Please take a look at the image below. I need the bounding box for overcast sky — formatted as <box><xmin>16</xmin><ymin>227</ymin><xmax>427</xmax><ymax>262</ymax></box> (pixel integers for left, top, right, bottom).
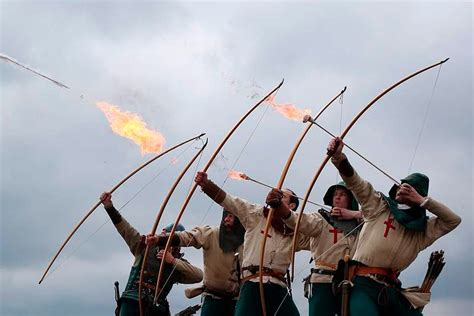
<box><xmin>1</xmin><ymin>1</ymin><xmax>472</xmax><ymax>315</ymax></box>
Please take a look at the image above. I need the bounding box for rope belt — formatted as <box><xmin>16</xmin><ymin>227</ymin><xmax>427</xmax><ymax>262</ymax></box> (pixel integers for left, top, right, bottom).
<box><xmin>203</xmin><ymin>287</ymin><xmax>238</xmax><ymax>300</ymax></box>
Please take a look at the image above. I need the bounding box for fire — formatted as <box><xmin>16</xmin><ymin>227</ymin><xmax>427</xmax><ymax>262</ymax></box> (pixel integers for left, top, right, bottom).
<box><xmin>228</xmin><ymin>170</ymin><xmax>249</xmax><ymax>181</ymax></box>
<box><xmin>266</xmin><ymin>95</ymin><xmax>312</xmax><ymax>121</ymax></box>
<box><xmin>96</xmin><ymin>101</ymin><xmax>165</xmax><ymax>155</ymax></box>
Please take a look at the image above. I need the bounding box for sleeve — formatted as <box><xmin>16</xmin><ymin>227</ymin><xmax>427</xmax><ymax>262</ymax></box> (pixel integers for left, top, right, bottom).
<box><xmin>220</xmin><ymin>194</ymin><xmax>262</xmax><ymax>229</ymax></box>
<box><xmin>417</xmin><ymin>197</ymin><xmax>462</xmax><ymax>250</ymax></box>
<box><xmin>331</xmin><ymin>158</ymin><xmax>387</xmax><ymax>220</ymax></box>
<box><xmin>114</xmin><ymin>217</ymin><xmax>145</xmax><ymax>257</ymax></box>
<box><xmin>174</xmin><ymin>259</ymin><xmax>204</xmax><ymax>284</ymax></box>
<box><xmin>104</xmin><ymin>205</ymin><xmax>123</xmax><ymax>225</ymax></box>
<box><xmin>283</xmin><ymin>211</ymin><xmax>325</xmax><ymax>238</ymax></box>
<box><xmin>296</xmin><ymin>233</ymin><xmax>311</xmax><ymax>251</ymax></box>
<box><xmin>176</xmin><ymin>226</ymin><xmax>214</xmax><ymax>249</ymax></box>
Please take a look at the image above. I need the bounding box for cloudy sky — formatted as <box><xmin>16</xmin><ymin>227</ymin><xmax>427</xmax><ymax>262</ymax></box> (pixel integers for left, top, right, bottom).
<box><xmin>1</xmin><ymin>1</ymin><xmax>472</xmax><ymax>315</ymax></box>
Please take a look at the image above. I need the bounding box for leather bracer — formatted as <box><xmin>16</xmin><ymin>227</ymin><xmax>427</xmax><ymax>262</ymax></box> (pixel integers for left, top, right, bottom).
<box><xmin>201</xmin><ymin>180</ymin><xmax>226</xmax><ymax>204</ymax></box>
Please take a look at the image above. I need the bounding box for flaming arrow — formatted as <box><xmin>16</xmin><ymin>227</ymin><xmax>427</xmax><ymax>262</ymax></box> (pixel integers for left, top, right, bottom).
<box><xmin>2</xmin><ymin>53</ymin><xmax>166</xmax><ymax>155</ymax></box>
<box><xmin>290</xmin><ymin>58</ymin><xmax>449</xmax><ymax>281</ymax></box>
<box><xmin>266</xmin><ymin>94</ymin><xmax>312</xmax><ymax>121</ymax></box>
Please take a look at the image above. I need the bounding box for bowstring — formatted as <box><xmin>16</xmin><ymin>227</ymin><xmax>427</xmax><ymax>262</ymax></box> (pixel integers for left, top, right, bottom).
<box><xmin>407</xmin><ymin>63</ymin><xmax>443</xmax><ymax>173</ymax></box>
<box><xmin>336</xmin><ymin>92</ymin><xmax>344</xmax><ymax>185</ymax></box>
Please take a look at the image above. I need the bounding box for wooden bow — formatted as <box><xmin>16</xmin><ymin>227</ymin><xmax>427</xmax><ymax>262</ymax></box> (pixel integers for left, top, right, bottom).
<box><xmin>38</xmin><ymin>133</ymin><xmax>205</xmax><ymax>284</ymax></box>
<box><xmin>138</xmin><ymin>138</ymin><xmax>208</xmax><ymax>315</ymax></box>
<box><xmin>259</xmin><ymin>87</ymin><xmax>346</xmax><ymax>315</ymax></box>
<box><xmin>290</xmin><ymin>58</ymin><xmax>449</xmax><ymax>280</ymax></box>
<box><xmin>152</xmin><ymin>79</ymin><xmax>285</xmax><ymax>304</ymax></box>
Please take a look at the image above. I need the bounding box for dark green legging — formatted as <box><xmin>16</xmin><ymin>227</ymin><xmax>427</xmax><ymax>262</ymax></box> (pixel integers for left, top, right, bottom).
<box><xmin>235</xmin><ymin>281</ymin><xmax>299</xmax><ymax>316</ymax></box>
<box><xmin>201</xmin><ymin>295</ymin><xmax>237</xmax><ymax>315</ymax></box>
<box><xmin>308</xmin><ymin>283</ymin><xmax>340</xmax><ymax>316</ymax></box>
<box><xmin>119</xmin><ymin>298</ymin><xmax>170</xmax><ymax>316</ymax></box>
<box><xmin>349</xmin><ymin>276</ymin><xmax>423</xmax><ymax>316</ymax></box>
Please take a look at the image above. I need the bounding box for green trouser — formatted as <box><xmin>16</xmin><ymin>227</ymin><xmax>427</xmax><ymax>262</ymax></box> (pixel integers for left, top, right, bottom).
<box><xmin>201</xmin><ymin>295</ymin><xmax>237</xmax><ymax>315</ymax></box>
<box><xmin>235</xmin><ymin>281</ymin><xmax>300</xmax><ymax>316</ymax></box>
<box><xmin>349</xmin><ymin>276</ymin><xmax>423</xmax><ymax>316</ymax></box>
<box><xmin>308</xmin><ymin>283</ymin><xmax>340</xmax><ymax>316</ymax></box>
<box><xmin>119</xmin><ymin>298</ymin><xmax>170</xmax><ymax>316</ymax></box>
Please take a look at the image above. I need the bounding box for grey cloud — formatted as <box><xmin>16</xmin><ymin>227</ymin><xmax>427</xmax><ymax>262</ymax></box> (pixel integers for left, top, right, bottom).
<box><xmin>1</xmin><ymin>1</ymin><xmax>472</xmax><ymax>315</ymax></box>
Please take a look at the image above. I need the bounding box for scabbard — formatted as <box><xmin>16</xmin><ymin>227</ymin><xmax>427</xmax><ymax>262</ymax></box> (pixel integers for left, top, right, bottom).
<box><xmin>340</xmin><ymin>255</ymin><xmax>351</xmax><ymax>316</ymax></box>
<box><xmin>341</xmin><ymin>282</ymin><xmax>350</xmax><ymax>316</ymax></box>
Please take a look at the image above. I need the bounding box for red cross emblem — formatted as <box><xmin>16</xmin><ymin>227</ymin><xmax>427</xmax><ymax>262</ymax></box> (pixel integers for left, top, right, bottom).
<box><xmin>383</xmin><ymin>216</ymin><xmax>396</xmax><ymax>238</ymax></box>
<box><xmin>329</xmin><ymin>227</ymin><xmax>342</xmax><ymax>243</ymax></box>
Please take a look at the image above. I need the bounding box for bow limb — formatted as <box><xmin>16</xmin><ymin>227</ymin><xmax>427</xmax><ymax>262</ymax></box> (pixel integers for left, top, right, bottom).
<box><xmin>258</xmin><ymin>86</ymin><xmax>346</xmax><ymax>315</ymax></box>
<box><xmin>153</xmin><ymin>79</ymin><xmax>285</xmax><ymax>304</ymax></box>
<box><xmin>138</xmin><ymin>138</ymin><xmax>208</xmax><ymax>316</ymax></box>
<box><xmin>38</xmin><ymin>133</ymin><xmax>205</xmax><ymax>284</ymax></box>
<box><xmin>290</xmin><ymin>58</ymin><xmax>449</xmax><ymax>280</ymax></box>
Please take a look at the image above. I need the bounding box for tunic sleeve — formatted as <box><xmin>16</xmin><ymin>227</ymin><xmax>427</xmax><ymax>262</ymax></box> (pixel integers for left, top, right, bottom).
<box><xmin>296</xmin><ymin>233</ymin><xmax>311</xmax><ymax>251</ymax></box>
<box><xmin>336</xmin><ymin>167</ymin><xmax>386</xmax><ymax>220</ymax></box>
<box><xmin>417</xmin><ymin>197</ymin><xmax>461</xmax><ymax>250</ymax></box>
<box><xmin>114</xmin><ymin>218</ymin><xmax>144</xmax><ymax>257</ymax></box>
<box><xmin>174</xmin><ymin>259</ymin><xmax>204</xmax><ymax>284</ymax></box>
<box><xmin>283</xmin><ymin>211</ymin><xmax>325</xmax><ymax>237</ymax></box>
<box><xmin>220</xmin><ymin>194</ymin><xmax>262</xmax><ymax>229</ymax></box>
<box><xmin>176</xmin><ymin>226</ymin><xmax>213</xmax><ymax>250</ymax></box>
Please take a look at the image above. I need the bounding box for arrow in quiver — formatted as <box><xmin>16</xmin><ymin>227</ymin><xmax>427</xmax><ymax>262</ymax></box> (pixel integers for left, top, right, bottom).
<box><xmin>420</xmin><ymin>250</ymin><xmax>445</xmax><ymax>293</ymax></box>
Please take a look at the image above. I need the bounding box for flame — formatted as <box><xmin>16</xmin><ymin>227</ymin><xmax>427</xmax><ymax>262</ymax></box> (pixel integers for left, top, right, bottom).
<box><xmin>96</xmin><ymin>101</ymin><xmax>165</xmax><ymax>155</ymax></box>
<box><xmin>228</xmin><ymin>170</ymin><xmax>249</xmax><ymax>181</ymax></box>
<box><xmin>266</xmin><ymin>95</ymin><xmax>312</xmax><ymax>121</ymax></box>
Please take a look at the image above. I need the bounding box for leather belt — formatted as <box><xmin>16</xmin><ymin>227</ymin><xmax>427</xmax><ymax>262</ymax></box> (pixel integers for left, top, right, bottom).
<box><xmin>241</xmin><ymin>265</ymin><xmax>286</xmax><ymax>284</ymax></box>
<box><xmin>311</xmin><ymin>268</ymin><xmax>336</xmax><ymax>276</ymax></box>
<box><xmin>354</xmin><ymin>266</ymin><xmax>399</xmax><ymax>283</ymax></box>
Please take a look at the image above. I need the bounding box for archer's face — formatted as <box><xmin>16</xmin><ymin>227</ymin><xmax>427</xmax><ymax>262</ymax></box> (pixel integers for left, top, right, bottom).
<box><xmin>282</xmin><ymin>190</ymin><xmax>297</xmax><ymax>211</ymax></box>
<box><xmin>223</xmin><ymin>213</ymin><xmax>235</xmax><ymax>230</ymax></box>
<box><xmin>332</xmin><ymin>188</ymin><xmax>350</xmax><ymax>209</ymax></box>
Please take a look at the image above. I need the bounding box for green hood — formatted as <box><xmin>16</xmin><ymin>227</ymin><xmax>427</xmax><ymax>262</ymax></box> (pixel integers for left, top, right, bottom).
<box><xmin>388</xmin><ymin>173</ymin><xmax>429</xmax><ymax>199</ymax></box>
<box><xmin>323</xmin><ymin>181</ymin><xmax>359</xmax><ymax>211</ymax></box>
<box><xmin>384</xmin><ymin>173</ymin><xmax>429</xmax><ymax>231</ymax></box>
